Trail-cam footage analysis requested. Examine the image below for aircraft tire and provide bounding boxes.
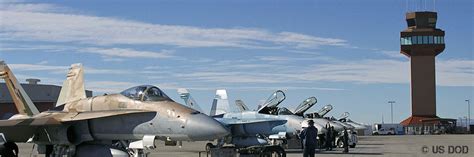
[205,143,215,152]
[0,142,18,157]
[260,146,286,157]
[337,139,344,148]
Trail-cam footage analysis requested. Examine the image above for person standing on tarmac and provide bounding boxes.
[342,127,349,153]
[325,123,332,151]
[331,126,336,148]
[300,120,318,157]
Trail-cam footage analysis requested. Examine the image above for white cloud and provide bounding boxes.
[302,59,473,86]
[9,63,68,71]
[165,59,473,86]
[8,63,130,75]
[79,47,174,59]
[303,60,409,84]
[437,59,474,86]
[0,44,75,52]
[0,2,347,49]
[0,43,173,60]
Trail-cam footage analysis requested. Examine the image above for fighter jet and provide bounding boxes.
[300,104,345,132]
[337,112,368,130]
[0,61,228,157]
[256,96,345,133]
[178,89,327,148]
[345,120,369,130]
[327,112,354,130]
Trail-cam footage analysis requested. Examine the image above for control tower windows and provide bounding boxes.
[401,36,444,45]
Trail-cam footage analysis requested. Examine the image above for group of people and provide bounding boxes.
[299,120,349,157]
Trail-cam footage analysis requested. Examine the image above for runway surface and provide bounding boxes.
[18,135,474,157]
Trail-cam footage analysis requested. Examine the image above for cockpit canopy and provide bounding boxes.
[277,107,294,115]
[120,85,173,102]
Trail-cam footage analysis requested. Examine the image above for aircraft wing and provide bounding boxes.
[58,109,155,122]
[219,118,286,125]
[217,118,287,136]
[0,110,155,142]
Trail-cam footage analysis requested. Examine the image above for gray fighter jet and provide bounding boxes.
[0,61,228,157]
[178,89,327,149]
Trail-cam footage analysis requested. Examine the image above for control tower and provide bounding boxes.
[399,12,453,133]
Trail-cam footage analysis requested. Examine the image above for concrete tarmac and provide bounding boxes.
[18,135,474,157]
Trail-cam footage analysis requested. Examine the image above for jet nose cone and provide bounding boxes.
[186,113,229,140]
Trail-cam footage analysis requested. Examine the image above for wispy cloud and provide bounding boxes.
[0,2,347,50]
[79,47,174,59]
[9,63,68,71]
[437,59,474,86]
[158,59,473,87]
[0,43,173,60]
[8,63,130,75]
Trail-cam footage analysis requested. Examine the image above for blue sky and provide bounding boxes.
[0,0,472,124]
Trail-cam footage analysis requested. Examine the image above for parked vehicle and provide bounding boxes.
[372,123,403,135]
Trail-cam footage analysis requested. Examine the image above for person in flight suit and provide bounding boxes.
[342,127,349,153]
[325,123,332,151]
[300,120,319,157]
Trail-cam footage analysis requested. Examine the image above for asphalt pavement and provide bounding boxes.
[17,135,474,157]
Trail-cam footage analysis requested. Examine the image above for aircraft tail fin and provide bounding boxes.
[235,100,249,112]
[210,89,229,116]
[55,63,86,107]
[0,61,39,116]
[177,88,204,113]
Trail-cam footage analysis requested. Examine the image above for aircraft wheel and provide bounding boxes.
[0,142,19,157]
[337,140,344,148]
[45,145,53,157]
[260,146,285,157]
[205,143,215,152]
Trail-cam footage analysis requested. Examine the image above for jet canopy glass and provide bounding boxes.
[257,90,286,114]
[293,97,317,115]
[120,85,173,102]
[262,90,286,108]
[277,107,293,115]
[317,104,333,117]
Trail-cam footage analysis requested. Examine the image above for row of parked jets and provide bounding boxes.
[0,61,368,157]
[178,88,368,150]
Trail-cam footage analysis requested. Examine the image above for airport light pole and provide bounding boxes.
[464,116,468,132]
[466,99,470,132]
[388,101,395,124]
